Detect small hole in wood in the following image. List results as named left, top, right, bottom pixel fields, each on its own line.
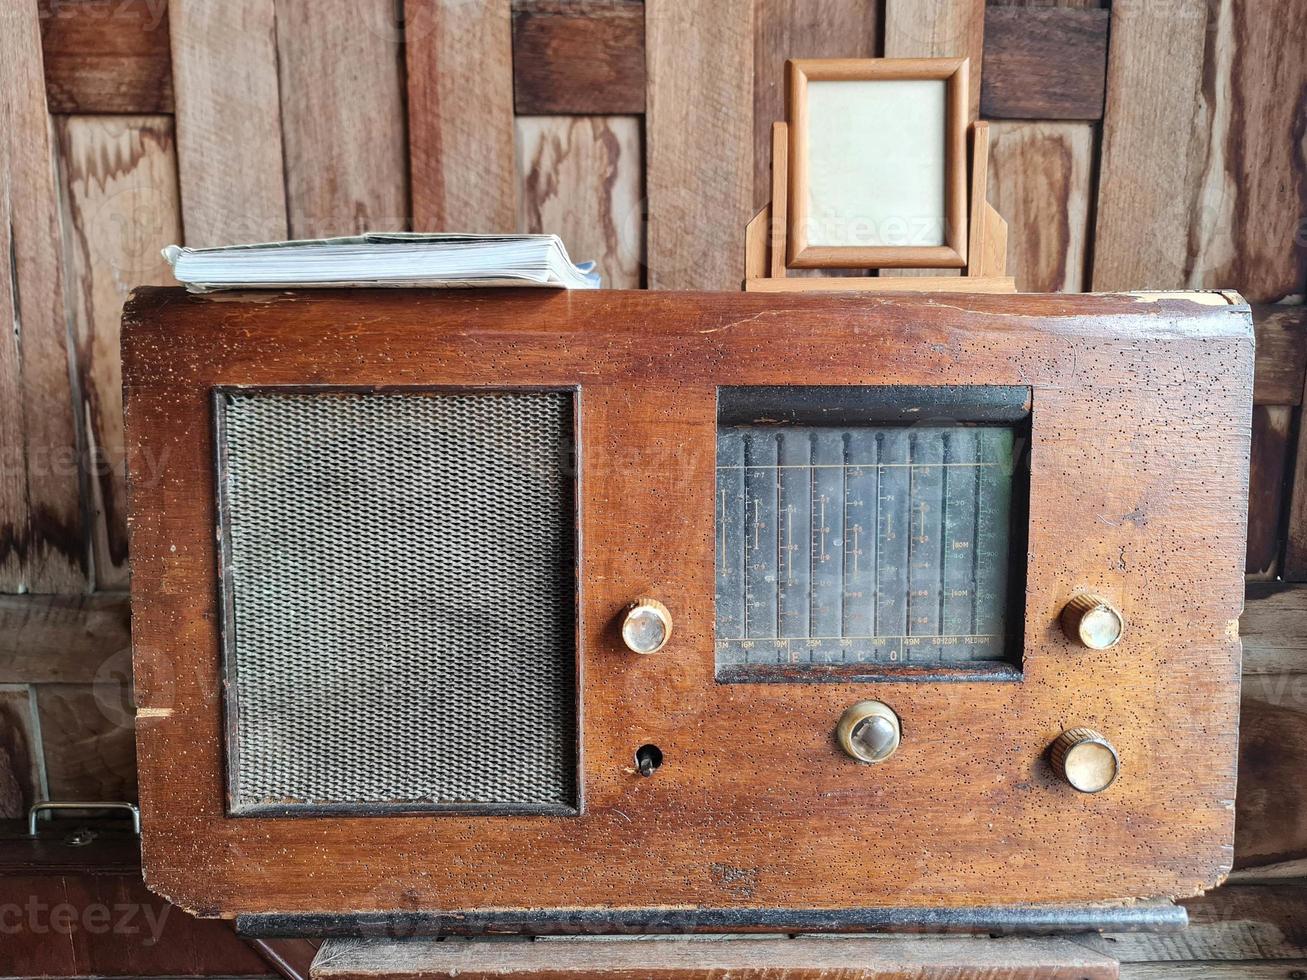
left=635, top=744, right=663, bottom=777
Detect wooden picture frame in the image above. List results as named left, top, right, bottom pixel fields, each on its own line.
left=786, top=58, right=969, bottom=269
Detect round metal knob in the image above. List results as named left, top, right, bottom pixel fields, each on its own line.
left=1050, top=728, right=1120, bottom=793
left=1061, top=594, right=1125, bottom=650
left=621, top=597, right=672, bottom=654
left=837, top=701, right=901, bottom=764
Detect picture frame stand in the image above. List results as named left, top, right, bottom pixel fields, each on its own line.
left=743, top=120, right=1015, bottom=293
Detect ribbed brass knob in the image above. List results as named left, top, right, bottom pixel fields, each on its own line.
left=1050, top=728, right=1120, bottom=793
left=836, top=701, right=901, bottom=764
left=621, top=597, right=672, bottom=654
left=1061, top=594, right=1125, bottom=650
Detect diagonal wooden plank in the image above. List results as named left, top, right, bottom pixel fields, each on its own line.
left=55, top=115, right=181, bottom=590
left=405, top=0, right=516, bottom=232
left=0, top=3, right=88, bottom=593
left=169, top=0, right=287, bottom=246
left=275, top=0, right=409, bottom=238
left=1090, top=0, right=1208, bottom=291
left=646, top=0, right=753, bottom=289
left=986, top=121, right=1093, bottom=292
left=516, top=116, right=644, bottom=289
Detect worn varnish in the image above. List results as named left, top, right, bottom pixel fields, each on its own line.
left=122, top=288, right=1249, bottom=922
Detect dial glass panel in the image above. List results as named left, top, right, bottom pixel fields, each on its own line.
left=714, top=387, right=1028, bottom=681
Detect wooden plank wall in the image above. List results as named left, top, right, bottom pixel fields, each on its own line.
left=4, top=1, right=1307, bottom=975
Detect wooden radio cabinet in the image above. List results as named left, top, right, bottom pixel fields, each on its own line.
left=121, top=287, right=1251, bottom=936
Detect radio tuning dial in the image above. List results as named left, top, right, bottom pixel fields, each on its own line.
left=1051, top=728, right=1120, bottom=793
left=837, top=701, right=901, bottom=764
left=1061, top=594, right=1125, bottom=650
left=621, top=597, right=672, bottom=654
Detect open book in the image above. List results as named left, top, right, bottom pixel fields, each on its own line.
left=163, top=233, right=601, bottom=292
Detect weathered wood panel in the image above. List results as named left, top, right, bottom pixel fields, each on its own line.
left=169, top=0, right=288, bottom=246
left=55, top=115, right=181, bottom=590
left=312, top=935, right=1120, bottom=979
left=1236, top=676, right=1307, bottom=868
left=36, top=683, right=137, bottom=803
left=646, top=0, right=753, bottom=288
left=1087, top=885, right=1307, bottom=962
left=39, top=0, right=174, bottom=114
left=274, top=0, right=408, bottom=239
left=406, top=0, right=516, bottom=232
left=881, top=0, right=982, bottom=280
left=511, top=0, right=644, bottom=115
left=987, top=121, right=1093, bottom=292
left=516, top=116, right=644, bottom=289
left=1186, top=0, right=1307, bottom=303
left=1120, top=964, right=1307, bottom=980
left=0, top=685, right=46, bottom=819
left=0, top=3, right=88, bottom=593
left=1252, top=306, right=1307, bottom=407
left=980, top=7, right=1108, bottom=120
left=884, top=0, right=984, bottom=119
left=0, top=593, right=132, bottom=685
left=753, top=0, right=878, bottom=210
left=1091, top=0, right=1208, bottom=292
left=1246, top=408, right=1292, bottom=579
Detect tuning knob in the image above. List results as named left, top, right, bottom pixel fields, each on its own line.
left=837, top=701, right=902, bottom=764
left=621, top=597, right=672, bottom=654
left=1061, top=594, right=1125, bottom=650
left=1050, top=728, right=1120, bottom=793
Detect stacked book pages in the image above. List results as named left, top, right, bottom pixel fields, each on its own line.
left=163, top=233, right=600, bottom=292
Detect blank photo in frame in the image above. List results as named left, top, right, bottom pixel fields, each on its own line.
left=786, top=58, right=969, bottom=269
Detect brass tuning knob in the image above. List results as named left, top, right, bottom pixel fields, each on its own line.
left=1061, top=594, right=1125, bottom=650
left=1050, top=728, right=1120, bottom=793
left=836, top=701, right=901, bottom=764
left=621, top=597, right=672, bottom=654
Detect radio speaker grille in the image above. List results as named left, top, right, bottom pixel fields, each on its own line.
left=216, top=390, right=578, bottom=815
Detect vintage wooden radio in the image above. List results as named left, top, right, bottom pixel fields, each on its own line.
left=122, top=287, right=1250, bottom=937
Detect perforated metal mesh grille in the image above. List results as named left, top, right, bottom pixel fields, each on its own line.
left=217, top=390, right=578, bottom=814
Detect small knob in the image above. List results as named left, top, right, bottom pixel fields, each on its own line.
left=621, top=597, right=672, bottom=654
left=1061, top=594, right=1125, bottom=649
left=1050, top=728, right=1120, bottom=793
left=837, top=701, right=901, bottom=764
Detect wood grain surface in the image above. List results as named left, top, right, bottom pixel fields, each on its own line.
left=405, top=0, right=517, bottom=232
left=1185, top=0, right=1307, bottom=304
left=275, top=0, right=409, bottom=238
left=884, top=0, right=984, bottom=120
left=122, top=288, right=1248, bottom=918
left=646, top=0, right=753, bottom=288
left=55, top=115, right=181, bottom=590
left=1245, top=407, right=1292, bottom=579
left=511, top=0, right=645, bottom=115
left=311, top=935, right=1121, bottom=979
left=0, top=4, right=88, bottom=593
left=980, top=7, right=1108, bottom=120
left=1091, top=0, right=1208, bottom=292
left=516, top=116, right=644, bottom=288
left=752, top=0, right=878, bottom=210
left=0, top=593, right=131, bottom=685
left=169, top=0, right=288, bottom=246
left=39, top=0, right=174, bottom=114
left=987, top=122, right=1093, bottom=292
left=0, top=685, right=46, bottom=819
